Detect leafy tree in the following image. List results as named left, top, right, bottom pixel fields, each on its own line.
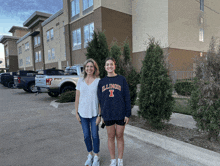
left=86, top=30, right=109, bottom=78
left=138, top=38, right=175, bottom=129
left=188, top=36, right=220, bottom=141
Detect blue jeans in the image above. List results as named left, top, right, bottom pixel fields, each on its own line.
left=79, top=114, right=100, bottom=154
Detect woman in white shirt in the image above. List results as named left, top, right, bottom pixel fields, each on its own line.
left=75, top=58, right=101, bottom=166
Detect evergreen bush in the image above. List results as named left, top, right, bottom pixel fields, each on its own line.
left=86, top=30, right=110, bottom=78
left=174, top=81, right=194, bottom=96
left=188, top=36, right=220, bottom=141
left=138, top=38, right=175, bottom=129
left=56, top=91, right=76, bottom=103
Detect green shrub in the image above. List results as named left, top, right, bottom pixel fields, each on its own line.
left=174, top=81, right=194, bottom=96
left=188, top=36, right=220, bottom=141
left=56, top=91, right=76, bottom=103
left=138, top=38, right=175, bottom=129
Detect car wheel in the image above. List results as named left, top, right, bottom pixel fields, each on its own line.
left=7, top=82, right=14, bottom=88
left=48, top=91, right=59, bottom=97
left=61, top=86, right=75, bottom=94
left=28, top=83, right=37, bottom=93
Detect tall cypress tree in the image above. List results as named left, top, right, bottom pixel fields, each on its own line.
left=86, top=30, right=109, bottom=78
left=138, top=38, right=174, bottom=129
left=109, top=41, right=121, bottom=74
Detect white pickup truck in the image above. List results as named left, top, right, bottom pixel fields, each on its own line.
left=35, top=64, right=83, bottom=97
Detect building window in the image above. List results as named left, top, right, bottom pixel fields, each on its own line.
left=35, top=52, right=38, bottom=63
left=71, top=0, right=80, bottom=17
left=38, top=36, right=41, bottom=45
left=199, top=28, right=204, bottom=42
left=25, top=42, right=29, bottom=50
left=51, top=48, right=55, bottom=59
left=5, top=46, right=8, bottom=57
left=39, top=51, right=41, bottom=62
left=7, top=59, right=9, bottom=67
left=34, top=36, right=38, bottom=46
left=48, top=49, right=51, bottom=60
left=19, top=46, right=22, bottom=54
left=50, top=29, right=54, bottom=40
left=83, top=0, right=93, bottom=11
left=72, top=28, right=81, bottom=50
left=19, top=59, right=23, bottom=67
left=26, top=56, right=30, bottom=65
left=47, top=31, right=50, bottom=41
left=200, top=0, right=204, bottom=12
left=47, top=29, right=54, bottom=41
left=84, top=22, right=94, bottom=48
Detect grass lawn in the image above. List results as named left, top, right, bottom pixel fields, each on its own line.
left=135, top=97, right=192, bottom=116
left=173, top=98, right=192, bottom=115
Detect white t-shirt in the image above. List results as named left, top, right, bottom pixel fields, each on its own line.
left=76, top=77, right=100, bottom=118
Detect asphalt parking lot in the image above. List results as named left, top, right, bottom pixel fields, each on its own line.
left=0, top=85, right=207, bottom=166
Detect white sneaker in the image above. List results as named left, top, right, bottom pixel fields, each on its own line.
left=118, top=158, right=123, bottom=166
left=110, top=159, right=117, bottom=166
left=92, top=156, right=100, bottom=166
left=85, top=154, right=93, bottom=166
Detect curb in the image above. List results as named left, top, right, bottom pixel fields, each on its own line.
left=50, top=101, right=220, bottom=166
left=50, top=100, right=74, bottom=108
left=125, top=125, right=220, bottom=166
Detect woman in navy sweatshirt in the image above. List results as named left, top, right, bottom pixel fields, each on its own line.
left=98, top=57, right=131, bottom=166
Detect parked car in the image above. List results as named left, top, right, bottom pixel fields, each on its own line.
left=35, top=65, right=83, bottom=97
left=14, top=69, right=64, bottom=93
left=1, top=72, right=18, bottom=88
left=0, top=72, right=11, bottom=87
left=14, top=71, right=38, bottom=92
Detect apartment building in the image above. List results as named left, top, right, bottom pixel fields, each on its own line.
left=63, top=0, right=132, bottom=65
left=42, top=9, right=66, bottom=70
left=17, top=11, right=52, bottom=71
left=132, top=0, right=220, bottom=72
left=0, top=26, right=29, bottom=72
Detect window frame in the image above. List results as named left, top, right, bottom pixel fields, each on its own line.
left=83, top=0, right=93, bottom=11
left=47, top=31, right=50, bottom=41
left=199, top=28, right=204, bottom=42
left=19, top=46, right=22, bottom=54
left=72, top=28, right=81, bottom=50
left=71, top=0, right=80, bottom=17
left=48, top=49, right=51, bottom=60
left=84, top=22, right=94, bottom=48
left=39, top=51, right=41, bottom=62
left=35, top=51, right=38, bottom=63
left=51, top=48, right=55, bottom=60
left=19, top=59, right=23, bottom=67
left=50, top=29, right=54, bottom=40
left=200, top=0, right=204, bottom=12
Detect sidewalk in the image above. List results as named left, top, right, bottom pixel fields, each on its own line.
left=50, top=101, right=220, bottom=166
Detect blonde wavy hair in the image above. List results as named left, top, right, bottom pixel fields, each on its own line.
left=82, top=58, right=100, bottom=79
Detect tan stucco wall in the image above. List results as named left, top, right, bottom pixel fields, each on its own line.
left=8, top=40, right=18, bottom=55
left=14, top=29, right=29, bottom=38
left=132, top=0, right=169, bottom=53
left=168, top=0, right=220, bottom=52
left=43, top=13, right=66, bottom=69
left=17, top=36, right=33, bottom=69
left=100, top=0, right=132, bottom=15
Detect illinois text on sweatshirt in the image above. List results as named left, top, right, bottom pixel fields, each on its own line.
left=97, top=75, right=131, bottom=121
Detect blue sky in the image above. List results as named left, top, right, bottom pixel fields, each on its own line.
left=0, top=0, right=63, bottom=58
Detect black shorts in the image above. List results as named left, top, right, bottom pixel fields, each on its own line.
left=104, top=119, right=125, bottom=126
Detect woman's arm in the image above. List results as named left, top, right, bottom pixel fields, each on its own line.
left=75, top=90, right=81, bottom=124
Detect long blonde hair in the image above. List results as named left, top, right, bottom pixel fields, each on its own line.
left=82, top=58, right=100, bottom=79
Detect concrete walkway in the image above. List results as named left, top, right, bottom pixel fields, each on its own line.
left=50, top=101, right=220, bottom=166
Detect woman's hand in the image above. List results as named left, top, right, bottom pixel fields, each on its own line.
left=96, top=116, right=101, bottom=126
left=76, top=113, right=81, bottom=124
left=124, top=117, right=129, bottom=125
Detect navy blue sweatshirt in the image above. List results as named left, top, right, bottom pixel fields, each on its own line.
left=97, top=75, right=131, bottom=121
